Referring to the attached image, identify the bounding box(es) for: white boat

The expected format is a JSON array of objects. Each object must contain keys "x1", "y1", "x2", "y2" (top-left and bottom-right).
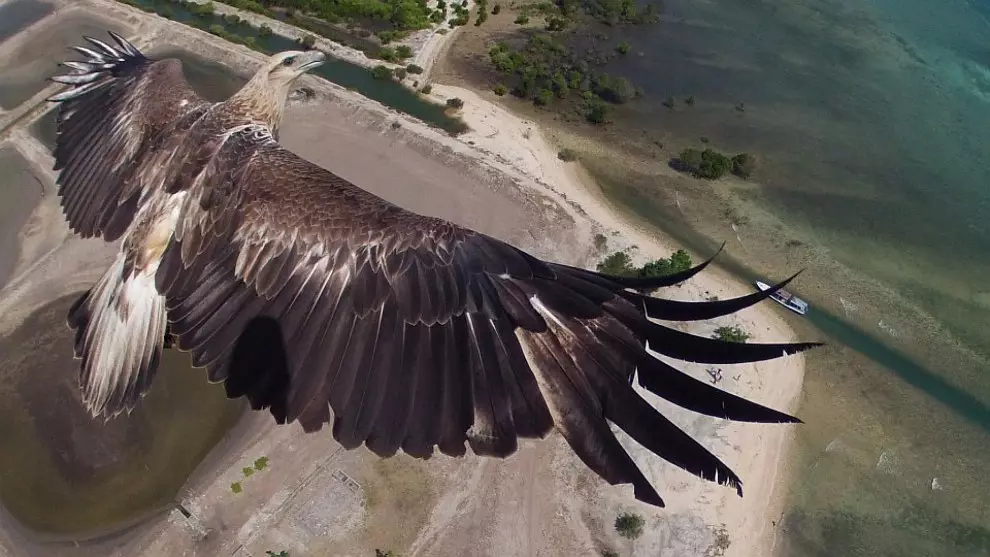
[{"x1": 755, "y1": 280, "x2": 809, "y2": 315}]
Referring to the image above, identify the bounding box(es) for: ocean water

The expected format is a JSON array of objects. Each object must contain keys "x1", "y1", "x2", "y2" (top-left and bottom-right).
[{"x1": 578, "y1": 0, "x2": 990, "y2": 554}]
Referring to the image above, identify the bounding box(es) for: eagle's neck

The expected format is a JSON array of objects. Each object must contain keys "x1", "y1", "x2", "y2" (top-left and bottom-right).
[{"x1": 223, "y1": 74, "x2": 291, "y2": 131}]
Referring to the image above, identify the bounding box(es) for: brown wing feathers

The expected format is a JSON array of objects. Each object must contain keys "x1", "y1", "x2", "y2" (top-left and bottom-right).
[
  {"x1": 49, "y1": 32, "x2": 206, "y2": 241},
  {"x1": 152, "y1": 137, "x2": 819, "y2": 507}
]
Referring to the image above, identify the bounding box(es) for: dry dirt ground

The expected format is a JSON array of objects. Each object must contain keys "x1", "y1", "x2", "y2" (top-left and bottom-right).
[{"x1": 0, "y1": 1, "x2": 805, "y2": 556}]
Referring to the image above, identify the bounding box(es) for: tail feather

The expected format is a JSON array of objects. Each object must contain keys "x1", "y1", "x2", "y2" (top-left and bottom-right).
[{"x1": 68, "y1": 255, "x2": 167, "y2": 418}]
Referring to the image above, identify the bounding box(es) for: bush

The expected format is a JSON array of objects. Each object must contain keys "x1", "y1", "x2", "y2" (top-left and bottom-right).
[
  {"x1": 406, "y1": 64, "x2": 424, "y2": 74},
  {"x1": 514, "y1": 14, "x2": 530, "y2": 24},
  {"x1": 242, "y1": 466, "x2": 255, "y2": 477},
  {"x1": 379, "y1": 46, "x2": 399, "y2": 62},
  {"x1": 597, "y1": 251, "x2": 635, "y2": 276},
  {"x1": 713, "y1": 326, "x2": 751, "y2": 343},
  {"x1": 534, "y1": 88, "x2": 553, "y2": 106},
  {"x1": 492, "y1": 2, "x2": 501, "y2": 13},
  {"x1": 558, "y1": 148, "x2": 578, "y2": 161},
  {"x1": 208, "y1": 24, "x2": 224, "y2": 36},
  {"x1": 731, "y1": 153, "x2": 756, "y2": 178},
  {"x1": 639, "y1": 249, "x2": 692, "y2": 278},
  {"x1": 685, "y1": 95, "x2": 695, "y2": 106},
  {"x1": 615, "y1": 512, "x2": 645, "y2": 539},
  {"x1": 585, "y1": 100, "x2": 608, "y2": 124},
  {"x1": 493, "y1": 84, "x2": 507, "y2": 95},
  {"x1": 616, "y1": 40, "x2": 630, "y2": 54},
  {"x1": 259, "y1": 24, "x2": 273, "y2": 37},
  {"x1": 446, "y1": 97, "x2": 465, "y2": 108},
  {"x1": 421, "y1": 84, "x2": 433, "y2": 94},
  {"x1": 230, "y1": 482, "x2": 243, "y2": 494},
  {"x1": 300, "y1": 34, "x2": 317, "y2": 49},
  {"x1": 394, "y1": 68, "x2": 408, "y2": 80},
  {"x1": 602, "y1": 551, "x2": 619, "y2": 557},
  {"x1": 254, "y1": 456, "x2": 269, "y2": 470},
  {"x1": 396, "y1": 45, "x2": 414, "y2": 58},
  {"x1": 371, "y1": 65, "x2": 394, "y2": 80},
  {"x1": 675, "y1": 148, "x2": 733, "y2": 180}
]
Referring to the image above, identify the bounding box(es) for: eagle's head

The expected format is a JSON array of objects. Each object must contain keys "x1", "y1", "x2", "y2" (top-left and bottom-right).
[
  {"x1": 228, "y1": 49, "x2": 328, "y2": 131},
  {"x1": 264, "y1": 50, "x2": 327, "y2": 86}
]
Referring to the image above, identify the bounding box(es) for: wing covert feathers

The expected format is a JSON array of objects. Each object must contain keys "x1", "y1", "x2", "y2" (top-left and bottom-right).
[{"x1": 154, "y1": 140, "x2": 820, "y2": 507}]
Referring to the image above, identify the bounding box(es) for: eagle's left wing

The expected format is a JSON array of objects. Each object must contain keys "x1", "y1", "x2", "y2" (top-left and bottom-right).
[
  {"x1": 153, "y1": 129, "x2": 818, "y2": 507},
  {"x1": 49, "y1": 32, "x2": 210, "y2": 241}
]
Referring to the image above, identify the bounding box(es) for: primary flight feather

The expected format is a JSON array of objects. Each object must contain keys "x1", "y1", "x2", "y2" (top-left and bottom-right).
[{"x1": 49, "y1": 31, "x2": 820, "y2": 508}]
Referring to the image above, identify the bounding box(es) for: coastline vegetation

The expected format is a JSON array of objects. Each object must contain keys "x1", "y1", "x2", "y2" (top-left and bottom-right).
[
  {"x1": 596, "y1": 248, "x2": 693, "y2": 280},
  {"x1": 673, "y1": 148, "x2": 757, "y2": 180},
  {"x1": 483, "y1": 0, "x2": 660, "y2": 125},
  {"x1": 712, "y1": 325, "x2": 750, "y2": 344}
]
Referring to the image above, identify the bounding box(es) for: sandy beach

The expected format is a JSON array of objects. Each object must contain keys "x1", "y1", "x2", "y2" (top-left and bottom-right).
[{"x1": 0, "y1": 1, "x2": 807, "y2": 555}]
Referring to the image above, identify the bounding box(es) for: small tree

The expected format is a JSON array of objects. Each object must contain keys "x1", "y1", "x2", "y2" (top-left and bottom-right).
[
  {"x1": 300, "y1": 34, "x2": 317, "y2": 49},
  {"x1": 597, "y1": 251, "x2": 635, "y2": 276},
  {"x1": 713, "y1": 326, "x2": 751, "y2": 343},
  {"x1": 446, "y1": 97, "x2": 464, "y2": 109},
  {"x1": 514, "y1": 14, "x2": 529, "y2": 24},
  {"x1": 230, "y1": 482, "x2": 243, "y2": 494},
  {"x1": 259, "y1": 24, "x2": 273, "y2": 37},
  {"x1": 371, "y1": 65, "x2": 394, "y2": 80},
  {"x1": 685, "y1": 95, "x2": 695, "y2": 106},
  {"x1": 557, "y1": 148, "x2": 578, "y2": 162},
  {"x1": 406, "y1": 64, "x2": 424, "y2": 74},
  {"x1": 615, "y1": 512, "x2": 645, "y2": 540},
  {"x1": 616, "y1": 40, "x2": 631, "y2": 55},
  {"x1": 396, "y1": 45, "x2": 414, "y2": 59},
  {"x1": 731, "y1": 153, "x2": 756, "y2": 178},
  {"x1": 492, "y1": 3, "x2": 501, "y2": 13},
  {"x1": 493, "y1": 84, "x2": 507, "y2": 96}
]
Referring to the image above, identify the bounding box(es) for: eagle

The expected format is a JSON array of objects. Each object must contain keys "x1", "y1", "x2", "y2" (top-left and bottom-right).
[{"x1": 48, "y1": 32, "x2": 820, "y2": 508}]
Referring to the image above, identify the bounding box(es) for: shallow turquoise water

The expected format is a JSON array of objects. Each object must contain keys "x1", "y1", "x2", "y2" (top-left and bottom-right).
[{"x1": 583, "y1": 0, "x2": 990, "y2": 553}]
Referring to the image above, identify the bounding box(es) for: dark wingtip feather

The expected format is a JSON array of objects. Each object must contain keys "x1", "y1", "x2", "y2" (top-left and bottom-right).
[{"x1": 632, "y1": 269, "x2": 806, "y2": 322}]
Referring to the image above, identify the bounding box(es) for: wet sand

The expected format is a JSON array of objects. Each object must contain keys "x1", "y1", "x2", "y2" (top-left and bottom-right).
[
  {"x1": 0, "y1": 147, "x2": 45, "y2": 288},
  {"x1": 0, "y1": 0, "x2": 54, "y2": 45}
]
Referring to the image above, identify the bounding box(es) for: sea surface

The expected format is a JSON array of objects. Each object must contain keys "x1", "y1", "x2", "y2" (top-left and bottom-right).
[{"x1": 578, "y1": 0, "x2": 990, "y2": 554}]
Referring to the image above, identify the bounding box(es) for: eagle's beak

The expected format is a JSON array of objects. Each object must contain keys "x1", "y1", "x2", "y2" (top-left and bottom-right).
[{"x1": 298, "y1": 50, "x2": 326, "y2": 72}]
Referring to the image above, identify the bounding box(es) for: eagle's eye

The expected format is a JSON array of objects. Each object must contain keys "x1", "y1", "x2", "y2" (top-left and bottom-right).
[{"x1": 281, "y1": 56, "x2": 296, "y2": 67}]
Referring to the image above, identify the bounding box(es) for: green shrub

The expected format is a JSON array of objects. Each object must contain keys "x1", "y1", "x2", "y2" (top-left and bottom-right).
[
  {"x1": 597, "y1": 251, "x2": 635, "y2": 276},
  {"x1": 396, "y1": 45, "x2": 414, "y2": 58},
  {"x1": 616, "y1": 40, "x2": 630, "y2": 54},
  {"x1": 493, "y1": 84, "x2": 507, "y2": 95},
  {"x1": 230, "y1": 482, "x2": 243, "y2": 494},
  {"x1": 446, "y1": 97, "x2": 465, "y2": 108},
  {"x1": 492, "y1": 3, "x2": 501, "y2": 13},
  {"x1": 514, "y1": 14, "x2": 530, "y2": 24},
  {"x1": 615, "y1": 512, "x2": 645, "y2": 539},
  {"x1": 254, "y1": 456, "x2": 269, "y2": 470},
  {"x1": 406, "y1": 64, "x2": 425, "y2": 74},
  {"x1": 421, "y1": 84, "x2": 433, "y2": 94},
  {"x1": 713, "y1": 326, "x2": 751, "y2": 343},
  {"x1": 731, "y1": 153, "x2": 756, "y2": 178},
  {"x1": 300, "y1": 34, "x2": 317, "y2": 49},
  {"x1": 371, "y1": 65, "x2": 394, "y2": 80},
  {"x1": 676, "y1": 148, "x2": 733, "y2": 180},
  {"x1": 557, "y1": 148, "x2": 578, "y2": 161}
]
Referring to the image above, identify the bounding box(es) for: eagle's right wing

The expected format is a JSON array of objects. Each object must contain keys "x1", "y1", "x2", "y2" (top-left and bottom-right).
[
  {"x1": 155, "y1": 132, "x2": 820, "y2": 508},
  {"x1": 48, "y1": 31, "x2": 210, "y2": 241}
]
